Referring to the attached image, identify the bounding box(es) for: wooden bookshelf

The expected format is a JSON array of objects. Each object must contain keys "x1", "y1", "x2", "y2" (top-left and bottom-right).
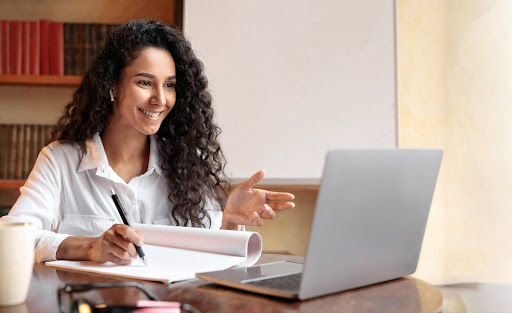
[
  {"x1": 0, "y1": 180, "x2": 25, "y2": 190},
  {"x1": 0, "y1": 75, "x2": 82, "y2": 86}
]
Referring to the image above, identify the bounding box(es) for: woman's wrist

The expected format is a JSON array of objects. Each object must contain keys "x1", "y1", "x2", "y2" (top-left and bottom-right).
[
  {"x1": 56, "y1": 236, "x2": 95, "y2": 261},
  {"x1": 221, "y1": 218, "x2": 239, "y2": 230},
  {"x1": 221, "y1": 207, "x2": 240, "y2": 230}
]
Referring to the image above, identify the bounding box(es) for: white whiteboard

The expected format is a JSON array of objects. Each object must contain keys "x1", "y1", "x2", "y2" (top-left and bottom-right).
[{"x1": 184, "y1": 0, "x2": 397, "y2": 179}]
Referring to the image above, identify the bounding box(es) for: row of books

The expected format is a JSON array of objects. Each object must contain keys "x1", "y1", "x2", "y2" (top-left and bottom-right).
[
  {"x1": 0, "y1": 124, "x2": 54, "y2": 180},
  {"x1": 0, "y1": 20, "x2": 118, "y2": 76}
]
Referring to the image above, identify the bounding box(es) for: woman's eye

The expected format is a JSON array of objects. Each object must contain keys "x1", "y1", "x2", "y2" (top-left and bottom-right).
[
  {"x1": 138, "y1": 80, "x2": 151, "y2": 86},
  {"x1": 165, "y1": 82, "x2": 175, "y2": 88}
]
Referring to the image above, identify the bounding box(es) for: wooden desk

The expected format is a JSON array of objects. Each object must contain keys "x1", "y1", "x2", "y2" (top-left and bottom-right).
[{"x1": 0, "y1": 254, "x2": 442, "y2": 313}]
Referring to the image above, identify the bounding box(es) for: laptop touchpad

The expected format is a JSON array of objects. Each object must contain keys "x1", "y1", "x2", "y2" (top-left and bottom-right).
[{"x1": 239, "y1": 261, "x2": 304, "y2": 283}]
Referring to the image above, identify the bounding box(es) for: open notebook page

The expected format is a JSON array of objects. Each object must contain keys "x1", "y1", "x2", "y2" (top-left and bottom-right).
[{"x1": 46, "y1": 224, "x2": 262, "y2": 283}]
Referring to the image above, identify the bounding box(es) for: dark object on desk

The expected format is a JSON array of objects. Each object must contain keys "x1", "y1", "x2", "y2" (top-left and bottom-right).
[
  {"x1": 197, "y1": 148, "x2": 443, "y2": 300},
  {"x1": 57, "y1": 282, "x2": 202, "y2": 313},
  {"x1": 110, "y1": 189, "x2": 148, "y2": 266}
]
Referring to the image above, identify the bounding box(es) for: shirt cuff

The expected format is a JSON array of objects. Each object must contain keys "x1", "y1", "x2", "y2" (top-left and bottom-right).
[{"x1": 35, "y1": 231, "x2": 71, "y2": 262}]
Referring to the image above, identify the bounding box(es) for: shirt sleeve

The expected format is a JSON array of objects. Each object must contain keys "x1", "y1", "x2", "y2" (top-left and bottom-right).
[{"x1": 1, "y1": 145, "x2": 70, "y2": 262}]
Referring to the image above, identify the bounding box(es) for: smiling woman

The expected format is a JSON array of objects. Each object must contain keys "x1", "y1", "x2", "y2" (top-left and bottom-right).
[{"x1": 1, "y1": 19, "x2": 295, "y2": 264}]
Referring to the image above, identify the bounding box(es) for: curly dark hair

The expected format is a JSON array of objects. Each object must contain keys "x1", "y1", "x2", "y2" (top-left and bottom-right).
[{"x1": 52, "y1": 19, "x2": 229, "y2": 227}]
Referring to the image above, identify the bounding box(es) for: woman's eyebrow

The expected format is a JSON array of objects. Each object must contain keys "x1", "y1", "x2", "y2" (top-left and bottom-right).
[{"x1": 134, "y1": 73, "x2": 176, "y2": 80}]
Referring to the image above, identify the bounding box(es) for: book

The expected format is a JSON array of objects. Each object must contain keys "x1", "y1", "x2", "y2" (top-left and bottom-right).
[
  {"x1": 7, "y1": 124, "x2": 17, "y2": 179},
  {"x1": 49, "y1": 22, "x2": 64, "y2": 76},
  {"x1": 30, "y1": 124, "x2": 39, "y2": 169},
  {"x1": 0, "y1": 20, "x2": 8, "y2": 75},
  {"x1": 21, "y1": 21, "x2": 30, "y2": 75},
  {"x1": 46, "y1": 224, "x2": 262, "y2": 284},
  {"x1": 0, "y1": 125, "x2": 10, "y2": 178},
  {"x1": 39, "y1": 19, "x2": 50, "y2": 75},
  {"x1": 43, "y1": 124, "x2": 53, "y2": 146},
  {"x1": 9, "y1": 20, "x2": 22, "y2": 75},
  {"x1": 83, "y1": 23, "x2": 91, "y2": 73},
  {"x1": 29, "y1": 21, "x2": 40, "y2": 75},
  {"x1": 76, "y1": 23, "x2": 85, "y2": 75},
  {"x1": 63, "y1": 23, "x2": 72, "y2": 76},
  {"x1": 22, "y1": 124, "x2": 31, "y2": 178},
  {"x1": 15, "y1": 124, "x2": 25, "y2": 179}
]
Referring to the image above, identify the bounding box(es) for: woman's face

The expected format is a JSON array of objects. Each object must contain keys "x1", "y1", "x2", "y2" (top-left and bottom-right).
[{"x1": 111, "y1": 47, "x2": 176, "y2": 136}]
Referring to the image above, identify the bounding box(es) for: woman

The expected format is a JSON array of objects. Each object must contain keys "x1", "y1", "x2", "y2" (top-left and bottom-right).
[{"x1": 3, "y1": 20, "x2": 294, "y2": 264}]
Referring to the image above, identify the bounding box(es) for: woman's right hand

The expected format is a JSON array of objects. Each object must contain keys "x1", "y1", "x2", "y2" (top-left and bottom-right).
[
  {"x1": 56, "y1": 224, "x2": 144, "y2": 265},
  {"x1": 88, "y1": 224, "x2": 144, "y2": 264}
]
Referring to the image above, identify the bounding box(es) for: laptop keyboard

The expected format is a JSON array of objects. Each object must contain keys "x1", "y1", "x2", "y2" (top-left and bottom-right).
[{"x1": 245, "y1": 273, "x2": 303, "y2": 292}]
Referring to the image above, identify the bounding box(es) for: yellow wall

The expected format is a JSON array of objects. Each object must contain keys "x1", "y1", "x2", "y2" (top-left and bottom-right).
[{"x1": 399, "y1": 0, "x2": 512, "y2": 284}]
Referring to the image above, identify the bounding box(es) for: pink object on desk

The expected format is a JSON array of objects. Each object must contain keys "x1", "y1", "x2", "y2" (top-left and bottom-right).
[{"x1": 135, "y1": 300, "x2": 181, "y2": 313}]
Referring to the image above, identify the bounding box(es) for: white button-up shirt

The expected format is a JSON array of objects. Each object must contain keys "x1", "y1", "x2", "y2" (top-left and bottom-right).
[{"x1": 2, "y1": 134, "x2": 223, "y2": 262}]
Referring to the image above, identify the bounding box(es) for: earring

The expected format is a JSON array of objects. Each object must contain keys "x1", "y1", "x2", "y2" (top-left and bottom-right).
[{"x1": 109, "y1": 89, "x2": 114, "y2": 102}]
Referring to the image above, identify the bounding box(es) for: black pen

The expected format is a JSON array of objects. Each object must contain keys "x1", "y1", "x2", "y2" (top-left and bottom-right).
[{"x1": 110, "y1": 189, "x2": 148, "y2": 266}]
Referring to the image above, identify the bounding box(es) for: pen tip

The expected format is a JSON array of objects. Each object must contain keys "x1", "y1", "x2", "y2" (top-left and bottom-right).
[
  {"x1": 110, "y1": 189, "x2": 115, "y2": 196},
  {"x1": 141, "y1": 256, "x2": 148, "y2": 267}
]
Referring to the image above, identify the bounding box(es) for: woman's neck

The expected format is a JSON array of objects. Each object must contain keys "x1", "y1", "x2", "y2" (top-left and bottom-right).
[{"x1": 101, "y1": 126, "x2": 150, "y2": 183}]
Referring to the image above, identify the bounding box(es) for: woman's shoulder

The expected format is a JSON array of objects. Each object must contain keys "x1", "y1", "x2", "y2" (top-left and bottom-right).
[{"x1": 40, "y1": 140, "x2": 84, "y2": 161}]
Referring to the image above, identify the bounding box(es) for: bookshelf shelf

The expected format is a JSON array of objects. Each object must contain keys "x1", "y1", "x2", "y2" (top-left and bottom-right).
[
  {"x1": 0, "y1": 180, "x2": 24, "y2": 190},
  {"x1": 0, "y1": 75, "x2": 81, "y2": 86}
]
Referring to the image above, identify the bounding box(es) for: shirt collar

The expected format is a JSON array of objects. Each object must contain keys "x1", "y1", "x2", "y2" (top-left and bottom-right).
[
  {"x1": 148, "y1": 135, "x2": 163, "y2": 176},
  {"x1": 77, "y1": 133, "x2": 163, "y2": 177}
]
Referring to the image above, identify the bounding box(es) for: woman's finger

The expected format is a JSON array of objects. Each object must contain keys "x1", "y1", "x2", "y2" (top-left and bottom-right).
[
  {"x1": 251, "y1": 211, "x2": 263, "y2": 226},
  {"x1": 107, "y1": 240, "x2": 133, "y2": 261},
  {"x1": 238, "y1": 169, "x2": 266, "y2": 191},
  {"x1": 107, "y1": 252, "x2": 132, "y2": 265},
  {"x1": 112, "y1": 232, "x2": 137, "y2": 258},
  {"x1": 113, "y1": 224, "x2": 144, "y2": 247},
  {"x1": 264, "y1": 191, "x2": 295, "y2": 201},
  {"x1": 262, "y1": 204, "x2": 276, "y2": 219},
  {"x1": 267, "y1": 201, "x2": 295, "y2": 212}
]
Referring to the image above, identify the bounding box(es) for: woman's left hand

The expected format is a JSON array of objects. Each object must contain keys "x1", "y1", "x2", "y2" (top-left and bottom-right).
[{"x1": 221, "y1": 169, "x2": 295, "y2": 230}]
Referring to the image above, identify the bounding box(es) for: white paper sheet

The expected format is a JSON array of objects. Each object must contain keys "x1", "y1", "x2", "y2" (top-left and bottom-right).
[{"x1": 46, "y1": 224, "x2": 262, "y2": 283}]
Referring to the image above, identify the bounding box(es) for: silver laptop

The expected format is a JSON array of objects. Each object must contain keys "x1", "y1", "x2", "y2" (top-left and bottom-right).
[{"x1": 196, "y1": 149, "x2": 443, "y2": 300}]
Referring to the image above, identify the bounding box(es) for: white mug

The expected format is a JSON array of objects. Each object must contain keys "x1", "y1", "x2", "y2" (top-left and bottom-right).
[{"x1": 0, "y1": 222, "x2": 34, "y2": 306}]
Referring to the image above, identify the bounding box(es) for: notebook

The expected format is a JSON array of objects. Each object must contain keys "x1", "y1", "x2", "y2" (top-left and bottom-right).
[{"x1": 196, "y1": 148, "x2": 443, "y2": 300}]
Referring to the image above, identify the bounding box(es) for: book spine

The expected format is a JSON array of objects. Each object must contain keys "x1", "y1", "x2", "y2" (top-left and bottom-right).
[
  {"x1": 76, "y1": 23, "x2": 85, "y2": 75},
  {"x1": 21, "y1": 21, "x2": 30, "y2": 75},
  {"x1": 97, "y1": 23, "x2": 108, "y2": 54},
  {"x1": 63, "y1": 23, "x2": 72, "y2": 76},
  {"x1": 39, "y1": 19, "x2": 50, "y2": 75},
  {"x1": 49, "y1": 22, "x2": 64, "y2": 76},
  {"x1": 22, "y1": 124, "x2": 31, "y2": 178},
  {"x1": 0, "y1": 21, "x2": 4, "y2": 75},
  {"x1": 70, "y1": 23, "x2": 79, "y2": 76},
  {"x1": 30, "y1": 124, "x2": 39, "y2": 169},
  {"x1": 89, "y1": 23, "x2": 98, "y2": 65},
  {"x1": 44, "y1": 124, "x2": 53, "y2": 146},
  {"x1": 7, "y1": 124, "x2": 17, "y2": 179},
  {"x1": 0, "y1": 125, "x2": 10, "y2": 179},
  {"x1": 9, "y1": 20, "x2": 22, "y2": 75},
  {"x1": 83, "y1": 23, "x2": 91, "y2": 73},
  {"x1": 38, "y1": 124, "x2": 46, "y2": 150},
  {"x1": 15, "y1": 124, "x2": 25, "y2": 179},
  {"x1": 29, "y1": 21, "x2": 40, "y2": 75},
  {"x1": 0, "y1": 20, "x2": 9, "y2": 75}
]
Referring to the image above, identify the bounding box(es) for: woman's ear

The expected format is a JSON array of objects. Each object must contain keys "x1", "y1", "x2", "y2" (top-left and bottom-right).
[{"x1": 109, "y1": 88, "x2": 115, "y2": 102}]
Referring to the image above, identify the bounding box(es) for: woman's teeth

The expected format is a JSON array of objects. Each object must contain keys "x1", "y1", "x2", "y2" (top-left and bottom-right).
[{"x1": 139, "y1": 108, "x2": 160, "y2": 118}]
